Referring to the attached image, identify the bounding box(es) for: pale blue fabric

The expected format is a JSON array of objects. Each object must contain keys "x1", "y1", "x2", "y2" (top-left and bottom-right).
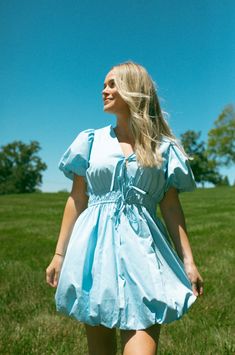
[{"x1": 55, "y1": 124, "x2": 197, "y2": 330}]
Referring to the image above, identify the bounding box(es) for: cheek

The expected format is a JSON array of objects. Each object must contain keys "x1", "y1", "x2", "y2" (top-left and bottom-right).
[
  {"x1": 115, "y1": 93, "x2": 127, "y2": 105},
  {"x1": 118, "y1": 97, "x2": 129, "y2": 111}
]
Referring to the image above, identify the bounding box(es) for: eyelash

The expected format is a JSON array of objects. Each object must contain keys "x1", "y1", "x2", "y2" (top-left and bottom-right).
[{"x1": 103, "y1": 80, "x2": 115, "y2": 89}]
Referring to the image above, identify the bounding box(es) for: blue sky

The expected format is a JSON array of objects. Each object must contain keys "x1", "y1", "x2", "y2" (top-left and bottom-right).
[{"x1": 1, "y1": 0, "x2": 234, "y2": 192}]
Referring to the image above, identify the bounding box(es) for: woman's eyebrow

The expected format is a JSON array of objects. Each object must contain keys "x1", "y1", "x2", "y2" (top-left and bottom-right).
[{"x1": 103, "y1": 78, "x2": 115, "y2": 87}]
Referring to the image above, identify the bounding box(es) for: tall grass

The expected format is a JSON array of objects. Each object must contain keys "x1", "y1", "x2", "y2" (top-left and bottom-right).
[{"x1": 0, "y1": 187, "x2": 234, "y2": 354}]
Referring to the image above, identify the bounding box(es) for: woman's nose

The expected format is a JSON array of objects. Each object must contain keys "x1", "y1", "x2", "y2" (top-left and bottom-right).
[{"x1": 102, "y1": 86, "x2": 110, "y2": 94}]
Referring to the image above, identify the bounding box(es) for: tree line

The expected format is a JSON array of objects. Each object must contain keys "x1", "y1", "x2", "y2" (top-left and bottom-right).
[
  {"x1": 181, "y1": 104, "x2": 234, "y2": 187},
  {"x1": 0, "y1": 104, "x2": 234, "y2": 194}
]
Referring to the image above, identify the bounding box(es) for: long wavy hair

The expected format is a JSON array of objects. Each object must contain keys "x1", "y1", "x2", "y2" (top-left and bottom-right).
[{"x1": 110, "y1": 60, "x2": 191, "y2": 168}]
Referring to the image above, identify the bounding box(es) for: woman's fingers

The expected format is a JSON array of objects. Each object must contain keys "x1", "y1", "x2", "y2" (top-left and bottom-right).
[
  {"x1": 191, "y1": 278, "x2": 204, "y2": 297},
  {"x1": 46, "y1": 257, "x2": 63, "y2": 288},
  {"x1": 191, "y1": 281, "x2": 199, "y2": 296},
  {"x1": 53, "y1": 270, "x2": 60, "y2": 288},
  {"x1": 197, "y1": 274, "x2": 204, "y2": 296},
  {"x1": 184, "y1": 262, "x2": 204, "y2": 297},
  {"x1": 46, "y1": 267, "x2": 54, "y2": 287},
  {"x1": 46, "y1": 265, "x2": 58, "y2": 288},
  {"x1": 198, "y1": 280, "x2": 204, "y2": 295}
]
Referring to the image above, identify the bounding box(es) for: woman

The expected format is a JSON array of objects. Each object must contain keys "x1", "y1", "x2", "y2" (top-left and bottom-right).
[{"x1": 46, "y1": 61, "x2": 204, "y2": 355}]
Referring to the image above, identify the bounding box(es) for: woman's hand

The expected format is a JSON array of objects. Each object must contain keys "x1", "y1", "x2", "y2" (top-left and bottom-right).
[
  {"x1": 184, "y1": 260, "x2": 204, "y2": 297},
  {"x1": 46, "y1": 254, "x2": 65, "y2": 288}
]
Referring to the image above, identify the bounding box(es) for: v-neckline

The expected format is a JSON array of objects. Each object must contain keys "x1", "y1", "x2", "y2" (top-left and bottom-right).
[{"x1": 110, "y1": 124, "x2": 136, "y2": 160}]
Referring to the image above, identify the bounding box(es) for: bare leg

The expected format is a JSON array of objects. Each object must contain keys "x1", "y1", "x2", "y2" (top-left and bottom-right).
[
  {"x1": 120, "y1": 323, "x2": 161, "y2": 355},
  {"x1": 84, "y1": 323, "x2": 117, "y2": 355}
]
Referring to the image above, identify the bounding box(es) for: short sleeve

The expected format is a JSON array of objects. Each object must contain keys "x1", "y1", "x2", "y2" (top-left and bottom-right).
[
  {"x1": 58, "y1": 128, "x2": 95, "y2": 181},
  {"x1": 163, "y1": 140, "x2": 197, "y2": 193}
]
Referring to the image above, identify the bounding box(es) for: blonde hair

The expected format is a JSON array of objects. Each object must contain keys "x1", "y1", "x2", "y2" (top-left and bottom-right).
[{"x1": 110, "y1": 60, "x2": 191, "y2": 168}]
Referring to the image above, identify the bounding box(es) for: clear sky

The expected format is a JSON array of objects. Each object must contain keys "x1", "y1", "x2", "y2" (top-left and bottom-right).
[{"x1": 1, "y1": 0, "x2": 234, "y2": 192}]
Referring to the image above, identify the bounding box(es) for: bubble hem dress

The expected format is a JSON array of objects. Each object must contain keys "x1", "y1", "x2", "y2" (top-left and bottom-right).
[{"x1": 55, "y1": 124, "x2": 198, "y2": 330}]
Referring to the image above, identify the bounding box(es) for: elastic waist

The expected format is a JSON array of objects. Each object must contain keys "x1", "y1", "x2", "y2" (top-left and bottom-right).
[{"x1": 87, "y1": 190, "x2": 155, "y2": 211}]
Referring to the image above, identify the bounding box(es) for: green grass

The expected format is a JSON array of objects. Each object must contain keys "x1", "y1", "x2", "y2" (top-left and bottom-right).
[{"x1": 0, "y1": 187, "x2": 234, "y2": 354}]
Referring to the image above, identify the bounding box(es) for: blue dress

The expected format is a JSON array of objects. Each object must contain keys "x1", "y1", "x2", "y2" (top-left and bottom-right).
[{"x1": 55, "y1": 124, "x2": 197, "y2": 330}]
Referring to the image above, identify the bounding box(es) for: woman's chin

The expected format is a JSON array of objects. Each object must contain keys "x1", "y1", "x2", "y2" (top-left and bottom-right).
[{"x1": 103, "y1": 106, "x2": 114, "y2": 113}]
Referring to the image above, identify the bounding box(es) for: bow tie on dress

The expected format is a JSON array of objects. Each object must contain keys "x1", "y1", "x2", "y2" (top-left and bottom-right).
[{"x1": 110, "y1": 156, "x2": 151, "y2": 237}]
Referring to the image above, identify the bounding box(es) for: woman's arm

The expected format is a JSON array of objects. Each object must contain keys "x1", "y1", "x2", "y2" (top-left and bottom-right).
[
  {"x1": 46, "y1": 174, "x2": 89, "y2": 288},
  {"x1": 54, "y1": 175, "x2": 89, "y2": 256},
  {"x1": 159, "y1": 187, "x2": 204, "y2": 297}
]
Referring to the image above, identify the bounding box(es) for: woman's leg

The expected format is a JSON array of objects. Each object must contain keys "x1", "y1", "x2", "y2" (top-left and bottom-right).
[
  {"x1": 84, "y1": 323, "x2": 117, "y2": 355},
  {"x1": 120, "y1": 323, "x2": 161, "y2": 355}
]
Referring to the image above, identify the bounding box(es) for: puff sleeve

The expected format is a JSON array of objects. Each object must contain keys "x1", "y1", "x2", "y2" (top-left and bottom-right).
[
  {"x1": 163, "y1": 140, "x2": 197, "y2": 193},
  {"x1": 58, "y1": 128, "x2": 95, "y2": 181}
]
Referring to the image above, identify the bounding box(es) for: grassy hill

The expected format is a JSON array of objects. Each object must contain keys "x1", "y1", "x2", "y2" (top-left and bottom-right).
[{"x1": 0, "y1": 187, "x2": 234, "y2": 354}]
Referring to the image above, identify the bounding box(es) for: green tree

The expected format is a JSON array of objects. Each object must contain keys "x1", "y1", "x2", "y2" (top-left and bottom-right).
[
  {"x1": 216, "y1": 175, "x2": 230, "y2": 186},
  {"x1": 180, "y1": 130, "x2": 222, "y2": 187},
  {"x1": 0, "y1": 140, "x2": 47, "y2": 194},
  {"x1": 207, "y1": 104, "x2": 235, "y2": 166}
]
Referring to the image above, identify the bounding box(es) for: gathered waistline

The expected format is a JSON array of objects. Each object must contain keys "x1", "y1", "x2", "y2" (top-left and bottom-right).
[
  {"x1": 88, "y1": 198, "x2": 146, "y2": 207},
  {"x1": 87, "y1": 190, "x2": 155, "y2": 210},
  {"x1": 87, "y1": 190, "x2": 158, "y2": 234}
]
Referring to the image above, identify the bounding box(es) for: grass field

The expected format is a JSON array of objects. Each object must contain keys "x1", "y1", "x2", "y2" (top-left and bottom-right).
[{"x1": 0, "y1": 187, "x2": 234, "y2": 354}]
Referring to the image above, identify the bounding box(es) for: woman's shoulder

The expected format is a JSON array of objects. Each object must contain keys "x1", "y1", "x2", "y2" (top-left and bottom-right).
[
  {"x1": 93, "y1": 124, "x2": 111, "y2": 134},
  {"x1": 159, "y1": 135, "x2": 179, "y2": 153},
  {"x1": 159, "y1": 135, "x2": 189, "y2": 161},
  {"x1": 160, "y1": 134, "x2": 180, "y2": 145},
  {"x1": 78, "y1": 124, "x2": 110, "y2": 136}
]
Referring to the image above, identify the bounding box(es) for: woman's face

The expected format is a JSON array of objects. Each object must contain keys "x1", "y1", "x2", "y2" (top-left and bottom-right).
[{"x1": 102, "y1": 69, "x2": 130, "y2": 116}]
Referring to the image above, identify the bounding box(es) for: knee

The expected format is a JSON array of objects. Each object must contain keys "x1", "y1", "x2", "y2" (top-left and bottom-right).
[{"x1": 120, "y1": 324, "x2": 161, "y2": 355}]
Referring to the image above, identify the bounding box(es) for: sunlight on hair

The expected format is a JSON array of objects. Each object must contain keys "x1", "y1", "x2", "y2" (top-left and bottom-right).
[{"x1": 109, "y1": 61, "x2": 192, "y2": 167}]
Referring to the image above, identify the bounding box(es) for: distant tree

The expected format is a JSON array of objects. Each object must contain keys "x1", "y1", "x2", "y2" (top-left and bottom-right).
[
  {"x1": 215, "y1": 175, "x2": 230, "y2": 186},
  {"x1": 0, "y1": 140, "x2": 47, "y2": 194},
  {"x1": 180, "y1": 130, "x2": 222, "y2": 187},
  {"x1": 207, "y1": 104, "x2": 235, "y2": 166}
]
